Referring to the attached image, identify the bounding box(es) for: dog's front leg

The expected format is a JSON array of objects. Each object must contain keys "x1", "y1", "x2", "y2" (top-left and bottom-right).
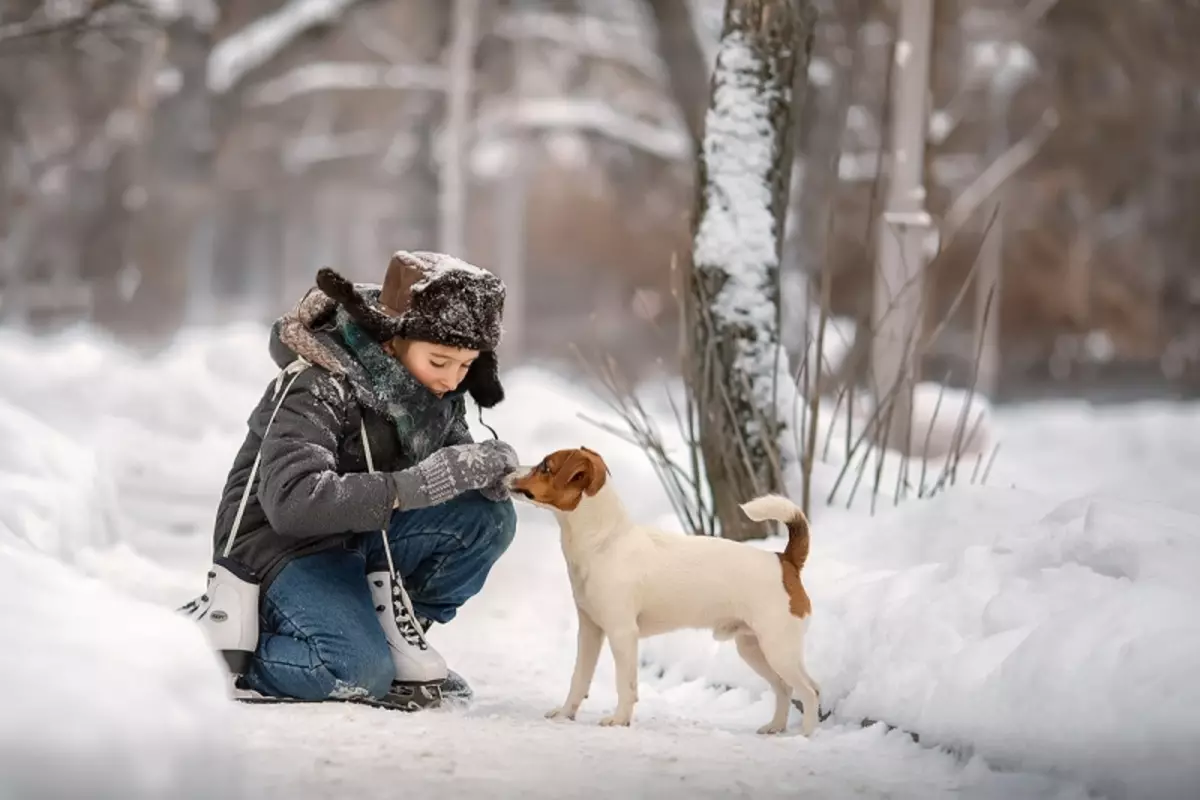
[
  {"x1": 599, "y1": 625, "x2": 639, "y2": 727},
  {"x1": 546, "y1": 607, "x2": 604, "y2": 721}
]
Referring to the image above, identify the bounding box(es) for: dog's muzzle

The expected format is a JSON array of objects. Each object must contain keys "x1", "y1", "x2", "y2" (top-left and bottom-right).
[{"x1": 504, "y1": 467, "x2": 535, "y2": 500}]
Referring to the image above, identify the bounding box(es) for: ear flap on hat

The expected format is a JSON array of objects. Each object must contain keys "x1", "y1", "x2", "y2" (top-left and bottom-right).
[
  {"x1": 461, "y1": 349, "x2": 504, "y2": 408},
  {"x1": 315, "y1": 267, "x2": 404, "y2": 342}
]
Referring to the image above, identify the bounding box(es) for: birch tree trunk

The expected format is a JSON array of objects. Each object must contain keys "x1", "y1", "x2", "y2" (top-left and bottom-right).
[
  {"x1": 871, "y1": 0, "x2": 934, "y2": 453},
  {"x1": 494, "y1": 6, "x2": 531, "y2": 364},
  {"x1": 438, "y1": 0, "x2": 479, "y2": 257},
  {"x1": 124, "y1": 15, "x2": 215, "y2": 344},
  {"x1": 781, "y1": 0, "x2": 865, "y2": 363},
  {"x1": 687, "y1": 0, "x2": 813, "y2": 541}
]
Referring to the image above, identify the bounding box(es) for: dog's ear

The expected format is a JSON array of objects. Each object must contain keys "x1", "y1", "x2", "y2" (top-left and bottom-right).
[
  {"x1": 579, "y1": 446, "x2": 611, "y2": 476},
  {"x1": 553, "y1": 448, "x2": 607, "y2": 496}
]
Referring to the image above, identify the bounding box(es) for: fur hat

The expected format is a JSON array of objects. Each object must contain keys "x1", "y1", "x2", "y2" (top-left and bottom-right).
[{"x1": 314, "y1": 251, "x2": 507, "y2": 407}]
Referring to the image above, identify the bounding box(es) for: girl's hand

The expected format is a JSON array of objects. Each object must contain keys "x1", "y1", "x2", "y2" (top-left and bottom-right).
[{"x1": 393, "y1": 441, "x2": 520, "y2": 509}]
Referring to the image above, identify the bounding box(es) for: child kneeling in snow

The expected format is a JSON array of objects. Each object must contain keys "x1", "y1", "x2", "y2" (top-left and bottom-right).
[{"x1": 189, "y1": 251, "x2": 519, "y2": 710}]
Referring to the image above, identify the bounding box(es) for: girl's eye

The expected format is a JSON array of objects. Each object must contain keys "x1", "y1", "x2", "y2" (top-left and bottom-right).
[{"x1": 429, "y1": 361, "x2": 449, "y2": 369}]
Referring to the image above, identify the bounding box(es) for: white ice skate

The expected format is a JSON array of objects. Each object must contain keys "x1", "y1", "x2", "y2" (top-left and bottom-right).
[
  {"x1": 367, "y1": 570, "x2": 448, "y2": 684},
  {"x1": 178, "y1": 562, "x2": 260, "y2": 675}
]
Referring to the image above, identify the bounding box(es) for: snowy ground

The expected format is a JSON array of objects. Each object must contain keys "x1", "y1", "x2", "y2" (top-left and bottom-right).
[{"x1": 2, "y1": 323, "x2": 1199, "y2": 800}]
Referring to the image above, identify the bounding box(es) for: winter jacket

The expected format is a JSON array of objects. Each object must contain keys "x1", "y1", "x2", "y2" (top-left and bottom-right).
[{"x1": 210, "y1": 295, "x2": 473, "y2": 591}]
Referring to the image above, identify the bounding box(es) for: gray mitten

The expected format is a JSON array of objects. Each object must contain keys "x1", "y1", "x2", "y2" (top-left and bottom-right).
[
  {"x1": 393, "y1": 440, "x2": 519, "y2": 509},
  {"x1": 479, "y1": 478, "x2": 511, "y2": 503}
]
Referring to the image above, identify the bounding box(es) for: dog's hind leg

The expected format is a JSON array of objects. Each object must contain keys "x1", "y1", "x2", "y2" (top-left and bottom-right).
[
  {"x1": 758, "y1": 629, "x2": 821, "y2": 737},
  {"x1": 796, "y1": 648, "x2": 820, "y2": 700},
  {"x1": 734, "y1": 634, "x2": 792, "y2": 734}
]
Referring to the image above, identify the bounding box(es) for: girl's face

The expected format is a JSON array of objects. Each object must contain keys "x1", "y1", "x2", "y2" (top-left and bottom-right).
[{"x1": 388, "y1": 339, "x2": 479, "y2": 397}]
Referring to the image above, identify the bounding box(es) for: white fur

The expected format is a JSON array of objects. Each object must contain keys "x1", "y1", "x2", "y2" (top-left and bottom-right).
[
  {"x1": 740, "y1": 493, "x2": 807, "y2": 528},
  {"x1": 509, "y1": 467, "x2": 822, "y2": 736}
]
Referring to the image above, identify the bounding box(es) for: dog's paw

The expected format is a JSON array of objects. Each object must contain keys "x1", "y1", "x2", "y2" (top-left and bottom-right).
[
  {"x1": 598, "y1": 713, "x2": 631, "y2": 727},
  {"x1": 756, "y1": 722, "x2": 787, "y2": 735},
  {"x1": 545, "y1": 707, "x2": 576, "y2": 721}
]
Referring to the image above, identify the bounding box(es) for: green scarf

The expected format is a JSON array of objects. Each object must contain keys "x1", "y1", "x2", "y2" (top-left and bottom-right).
[{"x1": 336, "y1": 312, "x2": 458, "y2": 464}]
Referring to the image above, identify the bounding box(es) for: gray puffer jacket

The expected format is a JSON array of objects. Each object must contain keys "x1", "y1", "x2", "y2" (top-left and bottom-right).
[{"x1": 211, "y1": 288, "x2": 472, "y2": 590}]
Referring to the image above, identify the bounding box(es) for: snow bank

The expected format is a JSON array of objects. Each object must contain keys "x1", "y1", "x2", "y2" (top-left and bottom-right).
[
  {"x1": 0, "y1": 324, "x2": 276, "y2": 546},
  {"x1": 641, "y1": 487, "x2": 1200, "y2": 800},
  {"x1": 0, "y1": 326, "x2": 257, "y2": 798},
  {"x1": 0, "y1": 544, "x2": 241, "y2": 799},
  {"x1": 907, "y1": 381, "x2": 993, "y2": 459},
  {"x1": 0, "y1": 397, "x2": 121, "y2": 559}
]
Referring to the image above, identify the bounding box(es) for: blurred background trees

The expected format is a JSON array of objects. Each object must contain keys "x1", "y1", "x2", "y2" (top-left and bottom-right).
[{"x1": 3, "y1": 0, "x2": 1200, "y2": 404}]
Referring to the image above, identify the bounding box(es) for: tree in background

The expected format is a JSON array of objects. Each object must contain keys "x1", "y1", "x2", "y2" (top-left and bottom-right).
[{"x1": 686, "y1": 0, "x2": 814, "y2": 541}]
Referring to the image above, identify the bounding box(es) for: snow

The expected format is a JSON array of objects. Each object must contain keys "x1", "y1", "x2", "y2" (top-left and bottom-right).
[
  {"x1": 0, "y1": 395, "x2": 120, "y2": 559},
  {"x1": 140, "y1": 0, "x2": 219, "y2": 28},
  {"x1": 969, "y1": 40, "x2": 1037, "y2": 90},
  {"x1": 643, "y1": 488, "x2": 1200, "y2": 800},
  {"x1": 208, "y1": 0, "x2": 366, "y2": 95},
  {"x1": 2, "y1": 321, "x2": 1199, "y2": 799},
  {"x1": 907, "y1": 381, "x2": 993, "y2": 459},
  {"x1": 692, "y1": 31, "x2": 791, "y2": 434},
  {"x1": 0, "y1": 543, "x2": 241, "y2": 799}
]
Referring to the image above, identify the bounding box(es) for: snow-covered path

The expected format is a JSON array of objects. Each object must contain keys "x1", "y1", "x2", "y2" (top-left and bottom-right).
[
  {"x1": 108, "y1": 501, "x2": 1084, "y2": 800},
  {"x1": 217, "y1": 506, "x2": 1081, "y2": 800}
]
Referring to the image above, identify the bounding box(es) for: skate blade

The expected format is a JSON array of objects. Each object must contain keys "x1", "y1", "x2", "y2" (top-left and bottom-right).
[
  {"x1": 232, "y1": 684, "x2": 442, "y2": 713},
  {"x1": 382, "y1": 681, "x2": 444, "y2": 712}
]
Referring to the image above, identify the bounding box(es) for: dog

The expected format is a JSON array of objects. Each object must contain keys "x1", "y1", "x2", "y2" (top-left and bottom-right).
[{"x1": 508, "y1": 446, "x2": 821, "y2": 736}]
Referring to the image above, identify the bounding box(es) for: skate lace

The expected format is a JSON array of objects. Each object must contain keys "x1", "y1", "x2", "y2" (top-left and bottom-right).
[
  {"x1": 390, "y1": 584, "x2": 427, "y2": 650},
  {"x1": 360, "y1": 417, "x2": 431, "y2": 653}
]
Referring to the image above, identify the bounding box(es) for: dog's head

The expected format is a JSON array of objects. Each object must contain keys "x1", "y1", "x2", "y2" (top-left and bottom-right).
[{"x1": 508, "y1": 447, "x2": 609, "y2": 512}]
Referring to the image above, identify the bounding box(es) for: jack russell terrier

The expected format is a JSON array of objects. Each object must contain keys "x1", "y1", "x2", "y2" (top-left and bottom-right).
[{"x1": 508, "y1": 446, "x2": 821, "y2": 736}]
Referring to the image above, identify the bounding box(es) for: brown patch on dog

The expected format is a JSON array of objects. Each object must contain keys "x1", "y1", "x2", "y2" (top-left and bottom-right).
[
  {"x1": 511, "y1": 447, "x2": 609, "y2": 511},
  {"x1": 776, "y1": 555, "x2": 812, "y2": 618},
  {"x1": 777, "y1": 510, "x2": 811, "y2": 618}
]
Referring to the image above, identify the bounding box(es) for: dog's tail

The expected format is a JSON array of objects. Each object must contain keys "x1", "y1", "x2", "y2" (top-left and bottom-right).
[{"x1": 740, "y1": 494, "x2": 810, "y2": 572}]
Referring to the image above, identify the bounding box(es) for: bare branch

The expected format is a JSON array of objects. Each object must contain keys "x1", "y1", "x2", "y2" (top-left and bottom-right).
[
  {"x1": 0, "y1": 0, "x2": 134, "y2": 46},
  {"x1": 246, "y1": 62, "x2": 445, "y2": 106},
  {"x1": 940, "y1": 108, "x2": 1059, "y2": 240},
  {"x1": 208, "y1": 0, "x2": 368, "y2": 95},
  {"x1": 493, "y1": 9, "x2": 664, "y2": 84},
  {"x1": 471, "y1": 98, "x2": 689, "y2": 161}
]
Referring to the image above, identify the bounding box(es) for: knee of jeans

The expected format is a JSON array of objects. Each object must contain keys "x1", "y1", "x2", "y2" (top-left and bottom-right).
[{"x1": 320, "y1": 639, "x2": 394, "y2": 699}]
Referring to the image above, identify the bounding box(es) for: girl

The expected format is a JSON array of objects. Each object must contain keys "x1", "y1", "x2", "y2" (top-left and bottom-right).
[{"x1": 192, "y1": 251, "x2": 519, "y2": 711}]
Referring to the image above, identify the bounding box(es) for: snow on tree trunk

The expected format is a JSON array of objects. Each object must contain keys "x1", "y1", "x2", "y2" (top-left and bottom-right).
[{"x1": 687, "y1": 0, "x2": 812, "y2": 542}]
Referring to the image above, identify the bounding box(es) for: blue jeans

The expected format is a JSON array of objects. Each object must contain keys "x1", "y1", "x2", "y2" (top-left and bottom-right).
[{"x1": 243, "y1": 491, "x2": 516, "y2": 700}]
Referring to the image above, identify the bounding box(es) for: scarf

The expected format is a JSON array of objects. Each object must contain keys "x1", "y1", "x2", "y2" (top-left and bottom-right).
[{"x1": 336, "y1": 311, "x2": 459, "y2": 464}]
